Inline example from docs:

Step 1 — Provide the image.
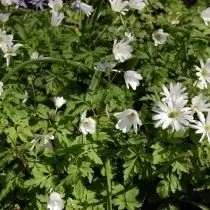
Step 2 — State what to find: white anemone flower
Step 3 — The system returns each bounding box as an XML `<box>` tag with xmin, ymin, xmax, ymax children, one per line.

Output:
<box><xmin>0</xmin><ymin>81</ymin><xmax>3</xmax><ymax>96</ymax></box>
<box><xmin>200</xmin><ymin>7</ymin><xmax>210</xmax><ymax>26</ymax></box>
<box><xmin>79</xmin><ymin>112</ymin><xmax>96</xmax><ymax>135</ymax></box>
<box><xmin>124</xmin><ymin>70</ymin><xmax>143</xmax><ymax>90</ymax></box>
<box><xmin>0</xmin><ymin>13</ymin><xmax>10</xmax><ymax>23</ymax></box>
<box><xmin>192</xmin><ymin>112</ymin><xmax>210</xmax><ymax>143</ymax></box>
<box><xmin>22</xmin><ymin>90</ymin><xmax>28</xmax><ymax>103</ymax></box>
<box><xmin>1</xmin><ymin>42</ymin><xmax>22</xmax><ymax>66</ymax></box>
<box><xmin>30</xmin><ymin>51</ymin><xmax>43</xmax><ymax>60</ymax></box>
<box><xmin>113</xmin><ymin>39</ymin><xmax>133</xmax><ymax>62</ymax></box>
<box><xmin>48</xmin><ymin>0</ymin><xmax>63</xmax><ymax>12</ymax></box>
<box><xmin>109</xmin><ymin>0</ymin><xmax>129</xmax><ymax>15</ymax></box>
<box><xmin>54</xmin><ymin>96</ymin><xmax>66</xmax><ymax>109</ymax></box>
<box><xmin>191</xmin><ymin>95</ymin><xmax>210</xmax><ymax>114</ymax></box>
<box><xmin>0</xmin><ymin>33</ymin><xmax>13</xmax><ymax>48</ymax></box>
<box><xmin>72</xmin><ymin>0</ymin><xmax>94</xmax><ymax>17</ymax></box>
<box><xmin>47</xmin><ymin>192</ymin><xmax>64</xmax><ymax>210</ymax></box>
<box><xmin>153</xmin><ymin>100</ymin><xmax>193</xmax><ymax>132</ymax></box>
<box><xmin>161</xmin><ymin>83</ymin><xmax>188</xmax><ymax>104</ymax></box>
<box><xmin>152</xmin><ymin>29</ymin><xmax>169</xmax><ymax>46</ymax></box>
<box><xmin>1</xmin><ymin>0</ymin><xmax>13</xmax><ymax>6</ymax></box>
<box><xmin>128</xmin><ymin>0</ymin><xmax>148</xmax><ymax>10</ymax></box>
<box><xmin>30</xmin><ymin>134</ymin><xmax>54</xmax><ymax>150</ymax></box>
<box><xmin>51</xmin><ymin>12</ymin><xmax>64</xmax><ymax>27</ymax></box>
<box><xmin>124</xmin><ymin>32</ymin><xmax>135</xmax><ymax>42</ymax></box>
<box><xmin>195</xmin><ymin>59</ymin><xmax>210</xmax><ymax>89</ymax></box>
<box><xmin>114</xmin><ymin>109</ymin><xmax>142</xmax><ymax>133</ymax></box>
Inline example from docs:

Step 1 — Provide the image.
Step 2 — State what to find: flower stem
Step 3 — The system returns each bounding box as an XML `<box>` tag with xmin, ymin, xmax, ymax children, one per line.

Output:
<box><xmin>105</xmin><ymin>159</ymin><xmax>112</xmax><ymax>210</ymax></box>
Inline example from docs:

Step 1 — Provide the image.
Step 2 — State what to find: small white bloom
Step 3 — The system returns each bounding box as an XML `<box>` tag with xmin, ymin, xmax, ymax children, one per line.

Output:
<box><xmin>191</xmin><ymin>95</ymin><xmax>210</xmax><ymax>114</ymax></box>
<box><xmin>30</xmin><ymin>51</ymin><xmax>42</xmax><ymax>59</ymax></box>
<box><xmin>47</xmin><ymin>192</ymin><xmax>64</xmax><ymax>210</ymax></box>
<box><xmin>153</xmin><ymin>100</ymin><xmax>193</xmax><ymax>132</ymax></box>
<box><xmin>161</xmin><ymin>83</ymin><xmax>188</xmax><ymax>104</ymax></box>
<box><xmin>72</xmin><ymin>1</ymin><xmax>94</xmax><ymax>17</ymax></box>
<box><xmin>200</xmin><ymin>7</ymin><xmax>210</xmax><ymax>26</ymax></box>
<box><xmin>48</xmin><ymin>0</ymin><xmax>63</xmax><ymax>12</ymax></box>
<box><xmin>51</xmin><ymin>12</ymin><xmax>64</xmax><ymax>27</ymax></box>
<box><xmin>31</xmin><ymin>134</ymin><xmax>54</xmax><ymax>150</ymax></box>
<box><xmin>124</xmin><ymin>70</ymin><xmax>142</xmax><ymax>90</ymax></box>
<box><xmin>1</xmin><ymin>0</ymin><xmax>13</xmax><ymax>6</ymax></box>
<box><xmin>113</xmin><ymin>39</ymin><xmax>133</xmax><ymax>62</ymax></box>
<box><xmin>195</xmin><ymin>59</ymin><xmax>210</xmax><ymax>89</ymax></box>
<box><xmin>0</xmin><ymin>13</ymin><xmax>10</xmax><ymax>23</ymax></box>
<box><xmin>0</xmin><ymin>81</ymin><xmax>3</xmax><ymax>96</ymax></box>
<box><xmin>22</xmin><ymin>90</ymin><xmax>28</xmax><ymax>103</ymax></box>
<box><xmin>128</xmin><ymin>0</ymin><xmax>147</xmax><ymax>10</ymax></box>
<box><xmin>54</xmin><ymin>96</ymin><xmax>66</xmax><ymax>109</ymax></box>
<box><xmin>79</xmin><ymin>112</ymin><xmax>96</xmax><ymax>135</ymax></box>
<box><xmin>192</xmin><ymin>112</ymin><xmax>210</xmax><ymax>143</ymax></box>
<box><xmin>94</xmin><ymin>61</ymin><xmax>116</xmax><ymax>72</ymax></box>
<box><xmin>1</xmin><ymin>42</ymin><xmax>22</xmax><ymax>66</ymax></box>
<box><xmin>0</xmin><ymin>32</ymin><xmax>13</xmax><ymax>48</ymax></box>
<box><xmin>114</xmin><ymin>109</ymin><xmax>142</xmax><ymax>133</ymax></box>
<box><xmin>152</xmin><ymin>29</ymin><xmax>169</xmax><ymax>46</ymax></box>
<box><xmin>124</xmin><ymin>32</ymin><xmax>135</xmax><ymax>42</ymax></box>
<box><xmin>109</xmin><ymin>0</ymin><xmax>129</xmax><ymax>14</ymax></box>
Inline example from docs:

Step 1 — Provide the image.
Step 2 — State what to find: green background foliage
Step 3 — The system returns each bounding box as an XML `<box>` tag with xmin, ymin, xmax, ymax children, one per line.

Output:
<box><xmin>1</xmin><ymin>0</ymin><xmax>210</xmax><ymax>209</ymax></box>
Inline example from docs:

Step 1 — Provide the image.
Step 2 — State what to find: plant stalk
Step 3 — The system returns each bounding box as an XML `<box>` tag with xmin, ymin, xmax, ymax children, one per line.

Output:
<box><xmin>105</xmin><ymin>159</ymin><xmax>112</xmax><ymax>210</ymax></box>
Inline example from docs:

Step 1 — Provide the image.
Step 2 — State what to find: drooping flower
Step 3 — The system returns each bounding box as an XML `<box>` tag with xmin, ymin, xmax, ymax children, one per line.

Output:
<box><xmin>0</xmin><ymin>81</ymin><xmax>3</xmax><ymax>96</ymax></box>
<box><xmin>72</xmin><ymin>0</ymin><xmax>94</xmax><ymax>17</ymax></box>
<box><xmin>54</xmin><ymin>96</ymin><xmax>66</xmax><ymax>109</ymax></box>
<box><xmin>79</xmin><ymin>112</ymin><xmax>96</xmax><ymax>135</ymax></box>
<box><xmin>51</xmin><ymin>12</ymin><xmax>64</xmax><ymax>27</ymax></box>
<box><xmin>47</xmin><ymin>192</ymin><xmax>64</xmax><ymax>210</ymax></box>
<box><xmin>48</xmin><ymin>0</ymin><xmax>63</xmax><ymax>13</ymax></box>
<box><xmin>113</xmin><ymin>39</ymin><xmax>133</xmax><ymax>62</ymax></box>
<box><xmin>30</xmin><ymin>134</ymin><xmax>54</xmax><ymax>150</ymax></box>
<box><xmin>0</xmin><ymin>13</ymin><xmax>10</xmax><ymax>23</ymax></box>
<box><xmin>128</xmin><ymin>0</ymin><xmax>147</xmax><ymax>10</ymax></box>
<box><xmin>191</xmin><ymin>95</ymin><xmax>210</xmax><ymax>115</ymax></box>
<box><xmin>200</xmin><ymin>7</ymin><xmax>210</xmax><ymax>26</ymax></box>
<box><xmin>192</xmin><ymin>112</ymin><xmax>210</xmax><ymax>143</ymax></box>
<box><xmin>114</xmin><ymin>109</ymin><xmax>142</xmax><ymax>133</ymax></box>
<box><xmin>1</xmin><ymin>42</ymin><xmax>22</xmax><ymax>66</ymax></box>
<box><xmin>195</xmin><ymin>59</ymin><xmax>210</xmax><ymax>89</ymax></box>
<box><xmin>152</xmin><ymin>29</ymin><xmax>169</xmax><ymax>46</ymax></box>
<box><xmin>109</xmin><ymin>0</ymin><xmax>129</xmax><ymax>14</ymax></box>
<box><xmin>22</xmin><ymin>90</ymin><xmax>28</xmax><ymax>103</ymax></box>
<box><xmin>124</xmin><ymin>70</ymin><xmax>143</xmax><ymax>90</ymax></box>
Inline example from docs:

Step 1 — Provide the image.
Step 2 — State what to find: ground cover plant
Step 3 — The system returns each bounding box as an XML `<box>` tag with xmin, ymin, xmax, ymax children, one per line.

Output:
<box><xmin>1</xmin><ymin>0</ymin><xmax>210</xmax><ymax>209</ymax></box>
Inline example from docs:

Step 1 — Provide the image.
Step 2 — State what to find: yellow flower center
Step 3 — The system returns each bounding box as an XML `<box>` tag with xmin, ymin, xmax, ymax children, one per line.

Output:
<box><xmin>168</xmin><ymin>111</ymin><xmax>179</xmax><ymax>118</ymax></box>
<box><xmin>205</xmin><ymin>124</ymin><xmax>210</xmax><ymax>131</ymax></box>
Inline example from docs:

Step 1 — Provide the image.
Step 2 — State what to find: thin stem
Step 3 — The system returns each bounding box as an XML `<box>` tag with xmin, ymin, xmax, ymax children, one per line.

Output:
<box><xmin>105</xmin><ymin>159</ymin><xmax>112</xmax><ymax>210</ymax></box>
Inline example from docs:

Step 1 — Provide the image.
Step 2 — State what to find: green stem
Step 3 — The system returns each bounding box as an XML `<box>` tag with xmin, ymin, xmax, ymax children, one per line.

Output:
<box><xmin>105</xmin><ymin>159</ymin><xmax>112</xmax><ymax>210</ymax></box>
<box><xmin>88</xmin><ymin>71</ymin><xmax>102</xmax><ymax>92</ymax></box>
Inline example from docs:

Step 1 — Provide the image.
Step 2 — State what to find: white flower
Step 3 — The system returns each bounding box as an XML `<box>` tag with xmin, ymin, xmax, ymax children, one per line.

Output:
<box><xmin>128</xmin><ymin>0</ymin><xmax>147</xmax><ymax>10</ymax></box>
<box><xmin>48</xmin><ymin>0</ymin><xmax>63</xmax><ymax>12</ymax></box>
<box><xmin>31</xmin><ymin>134</ymin><xmax>54</xmax><ymax>150</ymax></box>
<box><xmin>161</xmin><ymin>83</ymin><xmax>188</xmax><ymax>104</ymax></box>
<box><xmin>153</xmin><ymin>100</ymin><xmax>193</xmax><ymax>132</ymax></box>
<box><xmin>79</xmin><ymin>112</ymin><xmax>96</xmax><ymax>135</ymax></box>
<box><xmin>152</xmin><ymin>29</ymin><xmax>169</xmax><ymax>46</ymax></box>
<box><xmin>192</xmin><ymin>112</ymin><xmax>210</xmax><ymax>143</ymax></box>
<box><xmin>195</xmin><ymin>59</ymin><xmax>210</xmax><ymax>89</ymax></box>
<box><xmin>0</xmin><ymin>13</ymin><xmax>10</xmax><ymax>23</ymax></box>
<box><xmin>113</xmin><ymin>39</ymin><xmax>133</xmax><ymax>62</ymax></box>
<box><xmin>30</xmin><ymin>51</ymin><xmax>43</xmax><ymax>59</ymax></box>
<box><xmin>22</xmin><ymin>90</ymin><xmax>28</xmax><ymax>103</ymax></box>
<box><xmin>114</xmin><ymin>109</ymin><xmax>142</xmax><ymax>133</ymax></box>
<box><xmin>0</xmin><ymin>81</ymin><xmax>3</xmax><ymax>96</ymax></box>
<box><xmin>200</xmin><ymin>7</ymin><xmax>210</xmax><ymax>26</ymax></box>
<box><xmin>109</xmin><ymin>0</ymin><xmax>129</xmax><ymax>14</ymax></box>
<box><xmin>1</xmin><ymin>42</ymin><xmax>22</xmax><ymax>66</ymax></box>
<box><xmin>47</xmin><ymin>192</ymin><xmax>64</xmax><ymax>210</ymax></box>
<box><xmin>94</xmin><ymin>61</ymin><xmax>116</xmax><ymax>72</ymax></box>
<box><xmin>54</xmin><ymin>96</ymin><xmax>66</xmax><ymax>109</ymax></box>
<box><xmin>1</xmin><ymin>0</ymin><xmax>13</xmax><ymax>6</ymax></box>
<box><xmin>51</xmin><ymin>12</ymin><xmax>64</xmax><ymax>27</ymax></box>
<box><xmin>191</xmin><ymin>95</ymin><xmax>210</xmax><ymax>114</ymax></box>
<box><xmin>124</xmin><ymin>32</ymin><xmax>135</xmax><ymax>42</ymax></box>
<box><xmin>72</xmin><ymin>1</ymin><xmax>94</xmax><ymax>17</ymax></box>
<box><xmin>124</xmin><ymin>70</ymin><xmax>143</xmax><ymax>90</ymax></box>
<box><xmin>0</xmin><ymin>32</ymin><xmax>13</xmax><ymax>48</ymax></box>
